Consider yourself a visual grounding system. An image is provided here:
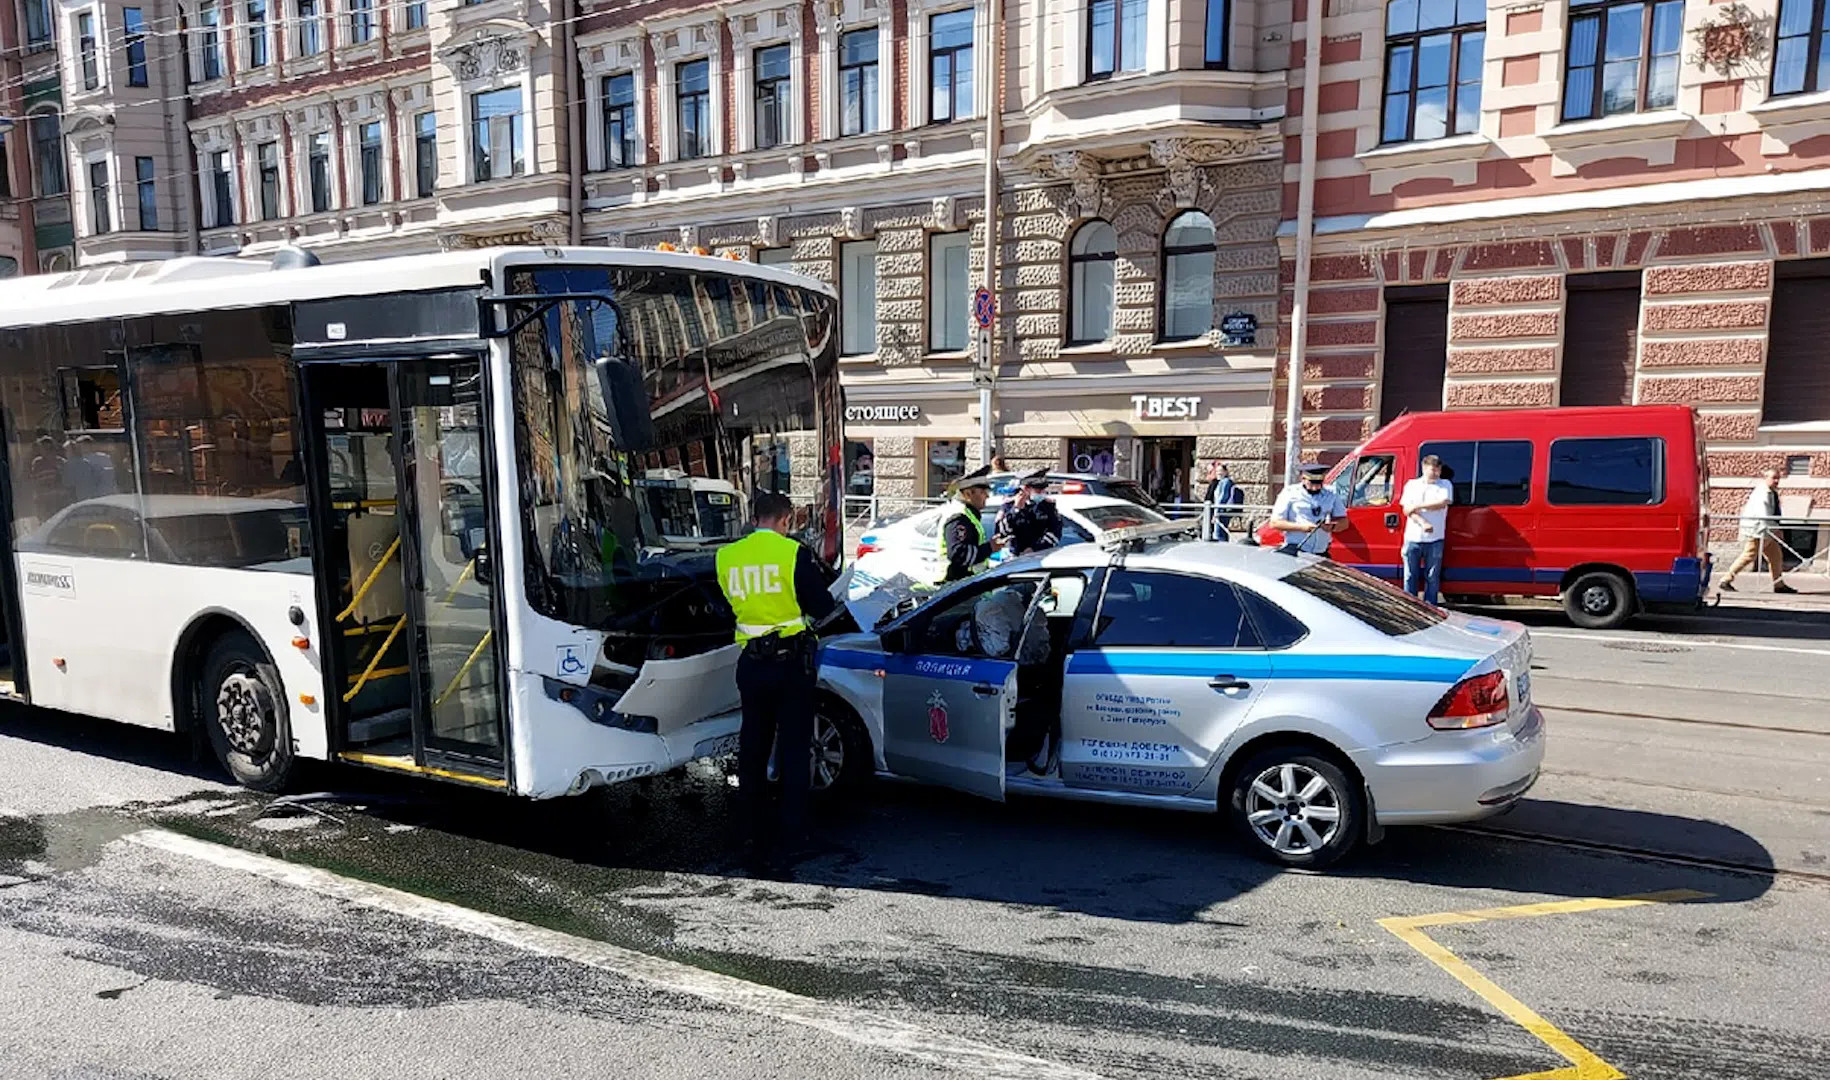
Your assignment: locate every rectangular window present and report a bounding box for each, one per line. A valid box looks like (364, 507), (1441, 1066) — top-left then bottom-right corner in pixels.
(124, 8), (149, 85)
(756, 247), (793, 267)
(1284, 561), (1447, 635)
(924, 439), (967, 497)
(308, 132), (331, 212)
(602, 72), (638, 168)
(754, 44), (792, 149)
(33, 114), (66, 196)
(405, 0), (426, 29)
(246, 0), (268, 67)
(929, 9), (975, 123)
(88, 159), (110, 235)
(1087, 0), (1146, 79)
(1379, 285), (1448, 425)
(258, 141), (280, 220)
(1561, 271), (1641, 407)
(297, 0), (321, 55)
(471, 87), (523, 181)
(199, 0), (222, 81)
(360, 122), (383, 205)
(0, 134), (10, 199)
(136, 156), (158, 230)
(841, 239), (878, 357)
(1417, 439), (1533, 507)
(928, 231), (971, 352)
(845, 440), (875, 496)
(1381, 0), (1484, 143)
(1068, 437), (1117, 475)
(25, 0), (52, 49)
(208, 150), (234, 227)
(78, 12), (99, 89)
(348, 0), (374, 43)
(1764, 259), (1830, 424)
(840, 28), (879, 136)
(676, 59), (711, 159)
(1205, 0), (1228, 67)
(415, 111), (437, 197)
(1563, 0), (1681, 121)
(1097, 571), (1261, 649)
(1339, 454), (1396, 507)
(1774, 0), (1830, 94)
(1547, 437), (1663, 506)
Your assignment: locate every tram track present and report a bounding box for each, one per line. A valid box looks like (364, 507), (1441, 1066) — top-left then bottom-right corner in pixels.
(1536, 700), (1830, 739)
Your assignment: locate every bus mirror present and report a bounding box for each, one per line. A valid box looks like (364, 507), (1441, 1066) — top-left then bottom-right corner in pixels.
(594, 356), (656, 452)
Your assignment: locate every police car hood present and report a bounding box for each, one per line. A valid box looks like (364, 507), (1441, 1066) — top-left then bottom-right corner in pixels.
(834, 566), (926, 630)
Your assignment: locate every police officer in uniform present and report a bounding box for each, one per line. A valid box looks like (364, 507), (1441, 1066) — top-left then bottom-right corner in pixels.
(715, 492), (837, 870)
(938, 466), (1005, 584)
(996, 469), (1064, 557)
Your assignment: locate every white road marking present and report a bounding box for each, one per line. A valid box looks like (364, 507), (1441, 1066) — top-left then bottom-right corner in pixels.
(1530, 629), (1830, 658)
(128, 828), (1106, 1080)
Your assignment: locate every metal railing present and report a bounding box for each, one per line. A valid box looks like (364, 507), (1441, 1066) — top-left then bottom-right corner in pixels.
(1716, 512), (1830, 577)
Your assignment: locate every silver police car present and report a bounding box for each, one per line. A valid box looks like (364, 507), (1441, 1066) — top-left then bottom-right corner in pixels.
(811, 524), (1544, 869)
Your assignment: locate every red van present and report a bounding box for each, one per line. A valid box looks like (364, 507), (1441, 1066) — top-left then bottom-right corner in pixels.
(1258, 405), (1711, 629)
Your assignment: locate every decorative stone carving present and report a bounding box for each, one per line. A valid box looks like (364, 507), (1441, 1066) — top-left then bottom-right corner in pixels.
(757, 215), (779, 248)
(679, 224), (699, 249)
(439, 219), (568, 250)
(839, 206), (862, 240)
(602, 230), (627, 249)
(1149, 140), (1203, 209)
(929, 197), (955, 230)
(441, 31), (526, 82)
(1690, 2), (1771, 76)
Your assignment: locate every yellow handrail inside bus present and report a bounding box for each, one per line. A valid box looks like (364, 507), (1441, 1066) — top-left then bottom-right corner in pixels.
(433, 630), (493, 711)
(343, 615), (407, 702)
(337, 536), (401, 623)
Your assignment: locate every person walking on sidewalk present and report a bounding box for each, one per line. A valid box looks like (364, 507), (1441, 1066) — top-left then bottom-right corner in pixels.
(1399, 454), (1454, 605)
(1719, 469), (1796, 595)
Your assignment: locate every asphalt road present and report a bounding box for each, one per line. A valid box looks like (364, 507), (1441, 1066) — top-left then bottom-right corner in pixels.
(3, 604), (1829, 1080)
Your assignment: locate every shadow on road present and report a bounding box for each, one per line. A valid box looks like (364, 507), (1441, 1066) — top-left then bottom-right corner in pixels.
(1, 703), (1777, 931)
(1455, 601), (1830, 642)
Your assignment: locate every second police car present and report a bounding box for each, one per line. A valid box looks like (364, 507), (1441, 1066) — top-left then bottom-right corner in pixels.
(811, 524), (1544, 868)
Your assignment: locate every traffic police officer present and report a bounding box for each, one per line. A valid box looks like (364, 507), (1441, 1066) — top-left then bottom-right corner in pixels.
(996, 469), (1063, 557)
(715, 492), (837, 869)
(938, 466), (1005, 584)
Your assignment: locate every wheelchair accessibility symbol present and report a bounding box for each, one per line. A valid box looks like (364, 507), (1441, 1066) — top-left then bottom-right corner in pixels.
(555, 645), (589, 678)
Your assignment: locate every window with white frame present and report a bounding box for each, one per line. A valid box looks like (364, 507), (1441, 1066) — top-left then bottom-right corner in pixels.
(841, 239), (878, 357)
(1562, 0), (1679, 120)
(677, 59), (711, 159)
(415, 111), (437, 196)
(929, 232), (970, 352)
(754, 44), (792, 149)
(1087, 0), (1146, 79)
(1069, 220), (1117, 345)
(1161, 210), (1216, 341)
(88, 159), (110, 234)
(471, 87), (523, 180)
(359, 121), (383, 204)
(1382, 0), (1484, 142)
(297, 0), (322, 55)
(136, 156), (158, 229)
(929, 9), (974, 123)
(840, 28), (879, 136)
(198, 0), (223, 80)
(207, 149), (234, 227)
(405, 0), (426, 29)
(125, 7), (149, 85)
(78, 11), (99, 89)
(602, 72), (638, 168)
(307, 131), (332, 211)
(246, 0), (269, 67)
(258, 140), (280, 219)
(348, 0), (374, 44)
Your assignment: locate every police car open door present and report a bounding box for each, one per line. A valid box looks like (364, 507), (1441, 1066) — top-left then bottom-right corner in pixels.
(878, 576), (1046, 801)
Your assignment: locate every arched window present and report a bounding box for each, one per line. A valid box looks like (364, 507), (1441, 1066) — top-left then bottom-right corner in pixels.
(1381, 0), (1485, 143)
(1161, 210), (1216, 342)
(1068, 220), (1117, 345)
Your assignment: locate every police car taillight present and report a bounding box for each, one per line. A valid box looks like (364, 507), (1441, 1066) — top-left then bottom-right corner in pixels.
(1427, 670), (1509, 730)
(855, 537), (881, 558)
(1060, 481), (1087, 493)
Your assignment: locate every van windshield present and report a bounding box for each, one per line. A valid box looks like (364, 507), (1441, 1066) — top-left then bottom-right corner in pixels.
(1282, 560), (1447, 636)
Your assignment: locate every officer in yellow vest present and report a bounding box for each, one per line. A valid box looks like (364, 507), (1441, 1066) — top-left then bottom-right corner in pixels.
(937, 465), (1006, 585)
(715, 492), (837, 870)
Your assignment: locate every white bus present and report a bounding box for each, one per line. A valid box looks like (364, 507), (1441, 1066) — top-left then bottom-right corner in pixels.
(0, 247), (843, 797)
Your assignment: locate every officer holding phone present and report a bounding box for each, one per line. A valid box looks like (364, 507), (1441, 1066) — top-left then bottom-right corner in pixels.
(1269, 463), (1348, 557)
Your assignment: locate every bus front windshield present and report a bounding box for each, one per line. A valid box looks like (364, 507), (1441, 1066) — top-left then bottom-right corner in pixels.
(505, 265), (840, 651)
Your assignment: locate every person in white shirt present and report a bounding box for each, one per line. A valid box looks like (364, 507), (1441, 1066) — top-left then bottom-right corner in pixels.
(1399, 454), (1454, 605)
(1718, 469), (1795, 595)
(1269, 463), (1348, 557)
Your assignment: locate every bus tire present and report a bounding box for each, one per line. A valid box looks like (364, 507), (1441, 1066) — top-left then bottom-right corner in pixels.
(198, 631), (295, 793)
(1563, 570), (1635, 630)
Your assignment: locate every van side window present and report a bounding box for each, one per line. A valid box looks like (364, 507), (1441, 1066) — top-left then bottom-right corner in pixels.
(1548, 437), (1664, 506)
(1418, 439), (1532, 507)
(1344, 455), (1394, 507)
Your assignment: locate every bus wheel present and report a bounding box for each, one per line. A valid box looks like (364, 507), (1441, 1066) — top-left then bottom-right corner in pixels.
(199, 632), (295, 793)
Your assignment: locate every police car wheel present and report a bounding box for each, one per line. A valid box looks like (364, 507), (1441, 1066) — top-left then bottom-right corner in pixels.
(810, 699), (872, 799)
(1227, 746), (1361, 870)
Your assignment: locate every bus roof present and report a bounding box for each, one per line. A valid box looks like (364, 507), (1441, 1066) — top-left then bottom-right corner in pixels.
(0, 246), (836, 330)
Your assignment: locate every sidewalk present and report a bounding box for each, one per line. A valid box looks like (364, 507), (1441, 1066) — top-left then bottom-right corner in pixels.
(1707, 571), (1830, 617)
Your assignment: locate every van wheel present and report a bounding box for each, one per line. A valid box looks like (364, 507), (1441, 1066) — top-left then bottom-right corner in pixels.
(1227, 746), (1362, 870)
(198, 631), (295, 793)
(1563, 570), (1634, 630)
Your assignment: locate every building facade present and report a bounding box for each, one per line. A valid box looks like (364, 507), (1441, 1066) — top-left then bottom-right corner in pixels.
(5, 0), (77, 274)
(1279, 0), (1830, 532)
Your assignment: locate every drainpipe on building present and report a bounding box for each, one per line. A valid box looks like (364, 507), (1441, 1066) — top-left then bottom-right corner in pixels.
(978, 0), (1002, 468)
(562, 0), (583, 245)
(159, 23), (202, 256)
(1282, 0), (1325, 485)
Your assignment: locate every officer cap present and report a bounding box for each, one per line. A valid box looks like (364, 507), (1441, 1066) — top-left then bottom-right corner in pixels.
(1020, 469), (1051, 490)
(949, 464), (995, 495)
(1299, 462), (1330, 479)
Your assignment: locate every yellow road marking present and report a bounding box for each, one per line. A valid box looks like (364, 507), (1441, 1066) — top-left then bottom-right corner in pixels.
(1378, 889), (1712, 1080)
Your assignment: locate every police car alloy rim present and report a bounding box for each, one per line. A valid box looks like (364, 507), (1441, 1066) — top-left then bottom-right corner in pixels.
(810, 715), (845, 790)
(1244, 763), (1342, 855)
